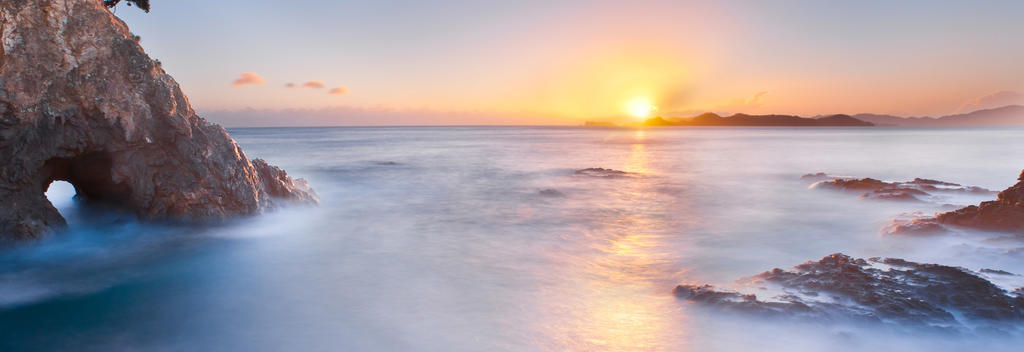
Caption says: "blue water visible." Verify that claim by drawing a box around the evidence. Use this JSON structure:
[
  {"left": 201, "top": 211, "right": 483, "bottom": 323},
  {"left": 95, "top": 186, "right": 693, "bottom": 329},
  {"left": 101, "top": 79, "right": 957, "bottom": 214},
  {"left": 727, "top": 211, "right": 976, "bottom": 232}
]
[{"left": 3, "top": 126, "right": 1024, "bottom": 351}]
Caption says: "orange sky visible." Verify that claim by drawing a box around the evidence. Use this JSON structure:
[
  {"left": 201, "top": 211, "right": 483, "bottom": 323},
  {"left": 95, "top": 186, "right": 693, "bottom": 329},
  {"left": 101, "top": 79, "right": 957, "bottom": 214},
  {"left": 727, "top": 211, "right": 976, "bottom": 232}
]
[{"left": 116, "top": 0, "right": 1024, "bottom": 125}]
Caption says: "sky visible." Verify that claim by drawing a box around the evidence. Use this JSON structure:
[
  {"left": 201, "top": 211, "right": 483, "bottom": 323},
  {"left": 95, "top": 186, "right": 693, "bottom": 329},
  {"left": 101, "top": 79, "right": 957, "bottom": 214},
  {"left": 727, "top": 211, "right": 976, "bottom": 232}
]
[{"left": 113, "top": 0, "right": 1024, "bottom": 126}]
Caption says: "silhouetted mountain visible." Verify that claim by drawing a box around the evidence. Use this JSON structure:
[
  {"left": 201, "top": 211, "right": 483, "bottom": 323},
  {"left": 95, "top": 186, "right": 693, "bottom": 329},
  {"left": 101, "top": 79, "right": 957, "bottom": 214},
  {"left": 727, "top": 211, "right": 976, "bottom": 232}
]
[
  {"left": 644, "top": 113, "right": 872, "bottom": 127},
  {"left": 854, "top": 105, "right": 1024, "bottom": 126}
]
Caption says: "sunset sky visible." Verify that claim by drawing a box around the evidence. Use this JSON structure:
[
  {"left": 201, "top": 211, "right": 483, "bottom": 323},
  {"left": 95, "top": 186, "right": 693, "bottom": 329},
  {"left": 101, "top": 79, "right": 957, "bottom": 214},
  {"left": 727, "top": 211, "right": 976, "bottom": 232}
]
[{"left": 115, "top": 0, "right": 1024, "bottom": 126}]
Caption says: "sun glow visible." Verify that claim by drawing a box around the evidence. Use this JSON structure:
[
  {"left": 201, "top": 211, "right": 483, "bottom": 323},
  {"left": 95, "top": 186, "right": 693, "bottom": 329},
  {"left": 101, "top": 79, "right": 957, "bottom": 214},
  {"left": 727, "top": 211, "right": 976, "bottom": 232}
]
[{"left": 626, "top": 98, "right": 656, "bottom": 119}]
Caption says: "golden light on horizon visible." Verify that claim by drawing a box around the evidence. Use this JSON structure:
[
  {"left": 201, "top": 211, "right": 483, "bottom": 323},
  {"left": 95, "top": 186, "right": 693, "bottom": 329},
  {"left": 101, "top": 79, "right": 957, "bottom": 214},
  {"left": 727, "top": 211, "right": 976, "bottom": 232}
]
[{"left": 626, "top": 97, "right": 657, "bottom": 119}]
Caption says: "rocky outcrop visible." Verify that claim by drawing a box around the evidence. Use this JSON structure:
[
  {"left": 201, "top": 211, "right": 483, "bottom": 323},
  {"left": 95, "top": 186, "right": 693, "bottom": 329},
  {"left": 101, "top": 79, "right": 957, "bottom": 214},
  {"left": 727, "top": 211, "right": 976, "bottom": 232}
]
[
  {"left": 933, "top": 170, "right": 1024, "bottom": 231},
  {"left": 806, "top": 173, "right": 994, "bottom": 202},
  {"left": 674, "top": 253, "right": 1024, "bottom": 330},
  {"left": 889, "top": 170, "right": 1024, "bottom": 234},
  {"left": 0, "top": 0, "right": 316, "bottom": 240}
]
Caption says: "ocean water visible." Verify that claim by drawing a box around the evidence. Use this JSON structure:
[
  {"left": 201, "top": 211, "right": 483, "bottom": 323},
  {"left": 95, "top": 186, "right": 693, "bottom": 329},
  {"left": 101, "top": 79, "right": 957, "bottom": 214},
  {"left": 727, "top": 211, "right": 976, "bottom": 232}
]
[{"left": 3, "top": 126, "right": 1024, "bottom": 351}]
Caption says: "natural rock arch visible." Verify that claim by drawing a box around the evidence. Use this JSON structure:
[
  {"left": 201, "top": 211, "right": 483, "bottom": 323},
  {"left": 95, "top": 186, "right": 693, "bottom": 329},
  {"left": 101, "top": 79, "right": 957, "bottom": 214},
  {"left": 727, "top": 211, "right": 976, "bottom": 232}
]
[
  {"left": 1, "top": 0, "right": 316, "bottom": 241},
  {"left": 42, "top": 152, "right": 131, "bottom": 207}
]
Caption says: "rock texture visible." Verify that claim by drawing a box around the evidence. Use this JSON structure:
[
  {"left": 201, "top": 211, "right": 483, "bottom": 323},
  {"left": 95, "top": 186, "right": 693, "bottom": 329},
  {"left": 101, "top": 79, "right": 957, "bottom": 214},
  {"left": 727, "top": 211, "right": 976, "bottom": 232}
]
[
  {"left": 933, "top": 170, "right": 1024, "bottom": 231},
  {"left": 806, "top": 173, "right": 994, "bottom": 202},
  {"left": 0, "top": 0, "right": 316, "bottom": 240},
  {"left": 890, "top": 170, "right": 1024, "bottom": 234},
  {"left": 674, "top": 253, "right": 1024, "bottom": 330}
]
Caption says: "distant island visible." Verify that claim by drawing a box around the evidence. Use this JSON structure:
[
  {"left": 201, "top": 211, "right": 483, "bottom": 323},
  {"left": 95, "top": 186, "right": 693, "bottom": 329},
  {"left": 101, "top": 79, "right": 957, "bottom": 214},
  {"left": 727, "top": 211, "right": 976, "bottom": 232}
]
[
  {"left": 584, "top": 104, "right": 1024, "bottom": 127},
  {"left": 641, "top": 113, "right": 872, "bottom": 127},
  {"left": 852, "top": 105, "right": 1024, "bottom": 126}
]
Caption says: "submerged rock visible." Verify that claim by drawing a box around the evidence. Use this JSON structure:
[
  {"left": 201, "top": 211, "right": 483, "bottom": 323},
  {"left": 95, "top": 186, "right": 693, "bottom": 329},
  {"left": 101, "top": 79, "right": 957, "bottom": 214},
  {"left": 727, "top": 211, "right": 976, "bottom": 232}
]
[
  {"left": 537, "top": 188, "right": 564, "bottom": 197},
  {"left": 573, "top": 168, "right": 632, "bottom": 178},
  {"left": 0, "top": 0, "right": 316, "bottom": 240},
  {"left": 674, "top": 253, "right": 1024, "bottom": 330},
  {"left": 799, "top": 172, "right": 830, "bottom": 181},
  {"left": 808, "top": 173, "right": 994, "bottom": 203}
]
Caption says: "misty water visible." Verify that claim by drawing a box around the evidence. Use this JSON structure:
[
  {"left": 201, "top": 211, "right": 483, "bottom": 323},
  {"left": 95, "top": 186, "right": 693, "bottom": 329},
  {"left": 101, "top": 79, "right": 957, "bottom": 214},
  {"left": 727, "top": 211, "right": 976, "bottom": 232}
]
[{"left": 3, "top": 126, "right": 1024, "bottom": 351}]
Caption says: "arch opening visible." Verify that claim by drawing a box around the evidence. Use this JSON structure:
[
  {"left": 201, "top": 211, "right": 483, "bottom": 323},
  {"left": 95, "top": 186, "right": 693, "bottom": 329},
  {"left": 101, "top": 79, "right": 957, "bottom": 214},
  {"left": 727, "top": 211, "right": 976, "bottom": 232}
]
[
  {"left": 41, "top": 152, "right": 134, "bottom": 211},
  {"left": 45, "top": 180, "right": 77, "bottom": 212}
]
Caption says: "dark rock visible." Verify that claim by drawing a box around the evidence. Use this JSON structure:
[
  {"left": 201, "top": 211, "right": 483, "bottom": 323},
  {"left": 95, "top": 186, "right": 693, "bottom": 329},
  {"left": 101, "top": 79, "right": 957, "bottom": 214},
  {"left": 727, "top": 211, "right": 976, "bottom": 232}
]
[
  {"left": 858, "top": 187, "right": 928, "bottom": 202},
  {"left": 932, "top": 171, "right": 1024, "bottom": 231},
  {"left": 908, "top": 178, "right": 960, "bottom": 186},
  {"left": 980, "top": 268, "right": 1016, "bottom": 276},
  {"left": 573, "top": 168, "right": 631, "bottom": 178},
  {"left": 890, "top": 169, "right": 1024, "bottom": 234},
  {"left": 816, "top": 177, "right": 890, "bottom": 191},
  {"left": 800, "top": 172, "right": 829, "bottom": 180},
  {"left": 537, "top": 189, "right": 564, "bottom": 197},
  {"left": 809, "top": 174, "right": 995, "bottom": 204},
  {"left": 675, "top": 253, "right": 1024, "bottom": 329},
  {"left": 0, "top": 0, "right": 316, "bottom": 241}
]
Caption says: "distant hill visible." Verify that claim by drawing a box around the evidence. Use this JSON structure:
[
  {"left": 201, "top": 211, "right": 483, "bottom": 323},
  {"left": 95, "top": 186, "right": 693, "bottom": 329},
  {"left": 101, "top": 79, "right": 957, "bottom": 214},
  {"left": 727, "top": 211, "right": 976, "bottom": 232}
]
[
  {"left": 643, "top": 113, "right": 873, "bottom": 127},
  {"left": 854, "top": 105, "right": 1024, "bottom": 126}
]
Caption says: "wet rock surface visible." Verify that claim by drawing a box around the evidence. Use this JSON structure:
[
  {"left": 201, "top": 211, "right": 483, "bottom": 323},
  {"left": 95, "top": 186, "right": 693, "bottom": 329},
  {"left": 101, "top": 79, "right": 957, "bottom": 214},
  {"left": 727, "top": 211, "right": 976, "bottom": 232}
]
[
  {"left": 890, "top": 170, "right": 1024, "bottom": 234},
  {"left": 807, "top": 173, "right": 994, "bottom": 203},
  {"left": 0, "top": 0, "right": 316, "bottom": 240},
  {"left": 933, "top": 170, "right": 1024, "bottom": 231},
  {"left": 674, "top": 253, "right": 1024, "bottom": 330}
]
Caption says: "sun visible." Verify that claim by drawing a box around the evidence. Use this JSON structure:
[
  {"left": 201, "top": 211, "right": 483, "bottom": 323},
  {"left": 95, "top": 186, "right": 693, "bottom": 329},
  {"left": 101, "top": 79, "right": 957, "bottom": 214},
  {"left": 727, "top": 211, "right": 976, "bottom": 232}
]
[{"left": 625, "top": 97, "right": 656, "bottom": 119}]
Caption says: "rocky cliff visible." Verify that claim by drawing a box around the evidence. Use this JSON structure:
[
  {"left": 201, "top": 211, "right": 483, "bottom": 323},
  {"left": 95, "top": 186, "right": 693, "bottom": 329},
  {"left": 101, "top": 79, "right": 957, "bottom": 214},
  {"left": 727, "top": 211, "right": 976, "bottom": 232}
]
[{"left": 0, "top": 0, "right": 317, "bottom": 240}]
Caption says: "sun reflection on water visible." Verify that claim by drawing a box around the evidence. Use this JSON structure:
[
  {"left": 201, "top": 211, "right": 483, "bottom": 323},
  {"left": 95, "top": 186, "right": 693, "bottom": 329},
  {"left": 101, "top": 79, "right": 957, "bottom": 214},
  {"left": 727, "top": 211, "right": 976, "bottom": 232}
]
[{"left": 544, "top": 129, "right": 693, "bottom": 351}]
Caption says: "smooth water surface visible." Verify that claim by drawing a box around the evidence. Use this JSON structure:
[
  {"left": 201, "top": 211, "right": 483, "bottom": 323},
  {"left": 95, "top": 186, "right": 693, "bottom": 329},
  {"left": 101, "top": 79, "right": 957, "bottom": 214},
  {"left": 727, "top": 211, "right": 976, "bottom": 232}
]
[{"left": 4, "top": 126, "right": 1024, "bottom": 351}]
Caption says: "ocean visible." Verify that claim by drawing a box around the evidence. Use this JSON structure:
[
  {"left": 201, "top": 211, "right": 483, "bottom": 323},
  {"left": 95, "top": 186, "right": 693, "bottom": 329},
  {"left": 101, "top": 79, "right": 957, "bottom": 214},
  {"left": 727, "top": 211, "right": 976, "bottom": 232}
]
[{"left": 3, "top": 126, "right": 1024, "bottom": 351}]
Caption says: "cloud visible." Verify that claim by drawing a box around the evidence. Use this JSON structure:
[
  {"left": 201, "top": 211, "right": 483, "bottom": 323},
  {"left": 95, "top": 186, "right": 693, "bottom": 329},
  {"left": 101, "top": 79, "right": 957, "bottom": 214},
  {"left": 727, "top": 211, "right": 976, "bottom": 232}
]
[
  {"left": 231, "top": 72, "right": 265, "bottom": 87},
  {"left": 956, "top": 91, "right": 1024, "bottom": 113},
  {"left": 284, "top": 83, "right": 295, "bottom": 88},
  {"left": 328, "top": 86, "right": 349, "bottom": 95},
  {"left": 716, "top": 91, "right": 768, "bottom": 112},
  {"left": 301, "top": 80, "right": 325, "bottom": 89}
]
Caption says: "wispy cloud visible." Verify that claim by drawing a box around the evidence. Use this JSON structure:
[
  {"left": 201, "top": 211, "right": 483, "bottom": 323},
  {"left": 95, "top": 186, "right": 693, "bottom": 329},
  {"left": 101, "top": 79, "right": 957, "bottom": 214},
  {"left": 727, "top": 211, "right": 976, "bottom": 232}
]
[
  {"left": 328, "top": 86, "right": 349, "bottom": 95},
  {"left": 956, "top": 91, "right": 1024, "bottom": 113},
  {"left": 717, "top": 91, "right": 768, "bottom": 111},
  {"left": 301, "top": 80, "right": 325, "bottom": 89},
  {"left": 284, "top": 83, "right": 295, "bottom": 88},
  {"left": 231, "top": 72, "right": 266, "bottom": 87}
]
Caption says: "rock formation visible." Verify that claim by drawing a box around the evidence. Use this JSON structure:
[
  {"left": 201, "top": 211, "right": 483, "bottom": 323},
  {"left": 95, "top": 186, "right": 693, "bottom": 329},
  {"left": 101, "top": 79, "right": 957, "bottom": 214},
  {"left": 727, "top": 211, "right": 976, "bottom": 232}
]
[
  {"left": 0, "top": 0, "right": 316, "bottom": 241},
  {"left": 674, "top": 253, "right": 1024, "bottom": 330},
  {"left": 805, "top": 173, "right": 994, "bottom": 202},
  {"left": 933, "top": 170, "right": 1024, "bottom": 230},
  {"left": 887, "top": 170, "right": 1024, "bottom": 234}
]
